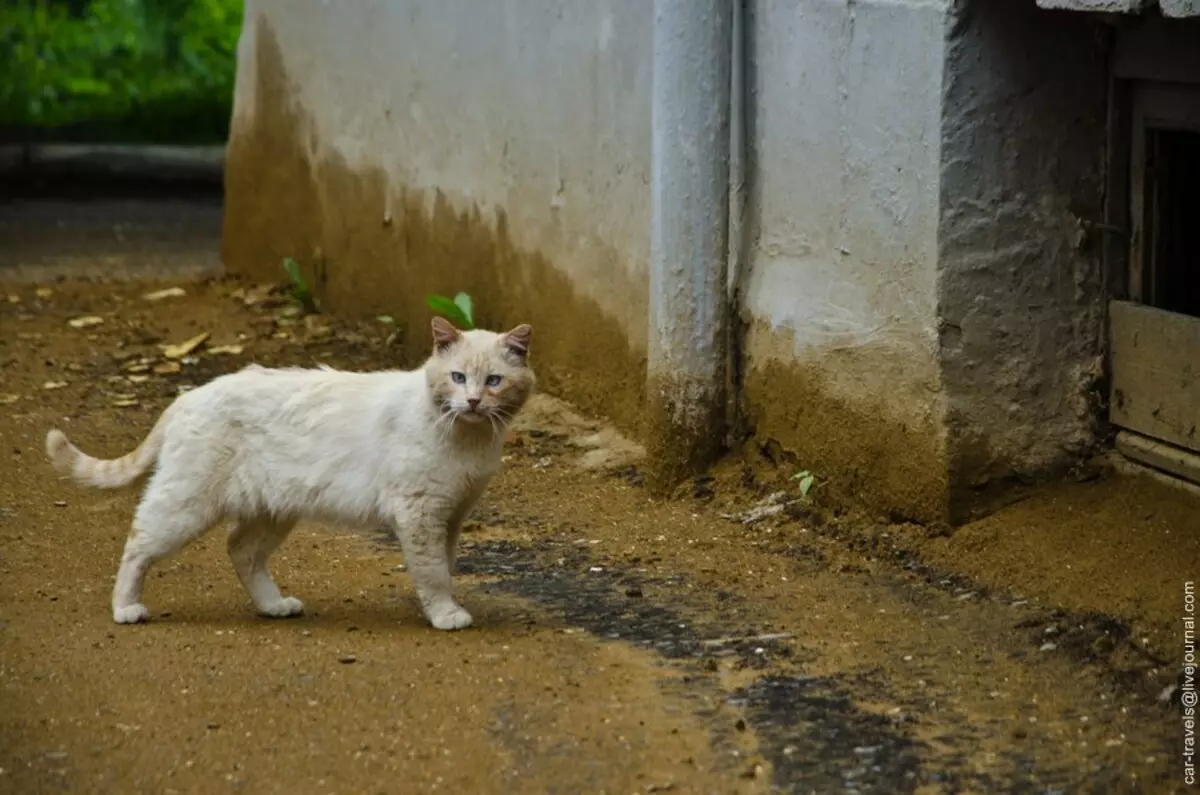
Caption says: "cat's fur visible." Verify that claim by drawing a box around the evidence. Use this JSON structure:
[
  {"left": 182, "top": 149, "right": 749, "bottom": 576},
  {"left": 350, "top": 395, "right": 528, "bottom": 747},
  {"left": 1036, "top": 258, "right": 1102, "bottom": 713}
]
[{"left": 45, "top": 317, "right": 534, "bottom": 630}]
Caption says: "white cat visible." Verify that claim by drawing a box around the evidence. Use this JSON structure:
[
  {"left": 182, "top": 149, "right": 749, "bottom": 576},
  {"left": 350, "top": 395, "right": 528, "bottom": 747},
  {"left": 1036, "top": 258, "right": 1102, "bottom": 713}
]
[{"left": 45, "top": 317, "right": 534, "bottom": 631}]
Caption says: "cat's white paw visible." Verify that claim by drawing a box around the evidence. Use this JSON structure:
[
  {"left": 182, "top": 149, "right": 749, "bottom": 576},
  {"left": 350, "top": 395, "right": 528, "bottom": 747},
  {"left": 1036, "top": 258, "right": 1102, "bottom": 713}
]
[
  {"left": 428, "top": 604, "right": 473, "bottom": 631},
  {"left": 259, "top": 596, "right": 305, "bottom": 618},
  {"left": 113, "top": 603, "right": 151, "bottom": 624}
]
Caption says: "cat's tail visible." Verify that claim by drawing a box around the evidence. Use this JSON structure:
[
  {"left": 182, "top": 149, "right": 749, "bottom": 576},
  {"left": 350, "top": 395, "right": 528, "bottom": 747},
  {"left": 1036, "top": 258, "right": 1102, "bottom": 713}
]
[{"left": 45, "top": 413, "right": 170, "bottom": 489}]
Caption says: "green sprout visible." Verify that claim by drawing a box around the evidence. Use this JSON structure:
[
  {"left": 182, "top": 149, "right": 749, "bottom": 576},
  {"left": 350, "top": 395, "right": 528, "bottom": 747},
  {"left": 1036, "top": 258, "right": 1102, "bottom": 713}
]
[
  {"left": 425, "top": 292, "right": 475, "bottom": 329},
  {"left": 791, "top": 469, "right": 817, "bottom": 497},
  {"left": 282, "top": 257, "right": 318, "bottom": 314}
]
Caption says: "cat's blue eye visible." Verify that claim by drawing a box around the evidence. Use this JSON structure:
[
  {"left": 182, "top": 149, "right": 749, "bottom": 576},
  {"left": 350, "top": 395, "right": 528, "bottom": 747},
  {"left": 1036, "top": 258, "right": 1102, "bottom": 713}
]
[
  {"left": 451, "top": 371, "right": 467, "bottom": 385},
  {"left": 485, "top": 374, "right": 502, "bottom": 387}
]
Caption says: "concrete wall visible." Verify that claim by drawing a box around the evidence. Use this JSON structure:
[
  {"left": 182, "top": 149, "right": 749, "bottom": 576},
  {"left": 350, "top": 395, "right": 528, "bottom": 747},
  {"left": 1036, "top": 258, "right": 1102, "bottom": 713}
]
[
  {"left": 735, "top": 0, "right": 1111, "bottom": 523},
  {"left": 938, "top": 0, "right": 1109, "bottom": 518},
  {"left": 224, "top": 0, "right": 653, "bottom": 429},
  {"left": 1036, "top": 0, "right": 1200, "bottom": 17},
  {"left": 738, "top": 0, "right": 950, "bottom": 522},
  {"left": 223, "top": 0, "right": 1115, "bottom": 525}
]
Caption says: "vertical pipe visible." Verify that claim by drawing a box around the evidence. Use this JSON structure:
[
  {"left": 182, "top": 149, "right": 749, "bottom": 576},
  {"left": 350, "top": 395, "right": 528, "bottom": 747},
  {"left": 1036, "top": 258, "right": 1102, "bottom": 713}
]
[
  {"left": 726, "top": 0, "right": 751, "bottom": 445},
  {"left": 647, "top": 0, "right": 734, "bottom": 491}
]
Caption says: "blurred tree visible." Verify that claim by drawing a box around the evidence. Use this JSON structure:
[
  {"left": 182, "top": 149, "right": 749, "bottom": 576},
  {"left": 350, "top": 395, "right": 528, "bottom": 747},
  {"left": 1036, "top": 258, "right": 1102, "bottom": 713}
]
[{"left": 0, "top": 0, "right": 243, "bottom": 144}]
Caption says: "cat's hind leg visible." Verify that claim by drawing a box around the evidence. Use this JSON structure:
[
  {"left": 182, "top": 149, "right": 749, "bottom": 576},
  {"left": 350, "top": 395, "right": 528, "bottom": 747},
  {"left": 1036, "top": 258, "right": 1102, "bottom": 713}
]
[
  {"left": 393, "top": 503, "right": 472, "bottom": 631},
  {"left": 227, "top": 517, "right": 303, "bottom": 618},
  {"left": 113, "top": 482, "right": 217, "bottom": 624}
]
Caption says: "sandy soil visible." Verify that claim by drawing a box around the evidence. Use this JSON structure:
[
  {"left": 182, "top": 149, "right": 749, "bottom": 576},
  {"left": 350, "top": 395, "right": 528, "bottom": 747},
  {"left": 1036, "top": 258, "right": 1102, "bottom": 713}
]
[{"left": 0, "top": 200, "right": 1192, "bottom": 794}]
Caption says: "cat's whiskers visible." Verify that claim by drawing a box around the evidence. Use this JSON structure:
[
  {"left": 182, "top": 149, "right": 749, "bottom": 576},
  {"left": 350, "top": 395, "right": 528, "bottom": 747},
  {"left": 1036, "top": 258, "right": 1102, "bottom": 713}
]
[
  {"left": 485, "top": 412, "right": 503, "bottom": 439},
  {"left": 489, "top": 408, "right": 516, "bottom": 430},
  {"left": 431, "top": 406, "right": 458, "bottom": 445}
]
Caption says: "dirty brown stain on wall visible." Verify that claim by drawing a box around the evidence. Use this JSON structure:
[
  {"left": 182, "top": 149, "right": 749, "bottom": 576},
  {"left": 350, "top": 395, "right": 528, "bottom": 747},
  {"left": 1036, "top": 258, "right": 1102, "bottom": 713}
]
[
  {"left": 740, "top": 323, "right": 949, "bottom": 525},
  {"left": 223, "top": 18, "right": 647, "bottom": 433},
  {"left": 224, "top": 18, "right": 951, "bottom": 519}
]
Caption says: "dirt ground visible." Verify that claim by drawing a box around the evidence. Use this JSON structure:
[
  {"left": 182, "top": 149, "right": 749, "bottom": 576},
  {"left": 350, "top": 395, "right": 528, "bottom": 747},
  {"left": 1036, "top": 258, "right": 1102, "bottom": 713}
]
[{"left": 0, "top": 199, "right": 1194, "bottom": 794}]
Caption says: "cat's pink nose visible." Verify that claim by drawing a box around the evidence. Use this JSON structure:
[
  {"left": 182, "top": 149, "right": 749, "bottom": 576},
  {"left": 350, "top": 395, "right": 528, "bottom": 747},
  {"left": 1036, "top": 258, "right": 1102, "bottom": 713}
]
[{"left": 467, "top": 398, "right": 481, "bottom": 410}]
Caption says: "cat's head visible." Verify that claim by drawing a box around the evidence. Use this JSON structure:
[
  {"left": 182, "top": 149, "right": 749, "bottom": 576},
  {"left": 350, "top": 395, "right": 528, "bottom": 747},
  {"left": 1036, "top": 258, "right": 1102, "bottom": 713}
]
[{"left": 425, "top": 316, "right": 536, "bottom": 430}]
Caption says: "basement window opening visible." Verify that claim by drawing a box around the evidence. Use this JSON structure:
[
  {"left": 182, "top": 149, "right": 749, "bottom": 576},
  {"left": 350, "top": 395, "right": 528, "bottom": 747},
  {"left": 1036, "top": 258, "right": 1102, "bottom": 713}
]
[{"left": 1137, "top": 124, "right": 1200, "bottom": 318}]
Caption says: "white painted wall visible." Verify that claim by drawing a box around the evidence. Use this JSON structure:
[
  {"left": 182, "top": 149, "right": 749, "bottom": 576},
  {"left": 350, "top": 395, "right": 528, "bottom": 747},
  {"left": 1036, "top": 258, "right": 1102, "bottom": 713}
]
[
  {"left": 234, "top": 0, "right": 654, "bottom": 345},
  {"left": 228, "top": 0, "right": 1038, "bottom": 521},
  {"left": 741, "top": 0, "right": 948, "bottom": 419}
]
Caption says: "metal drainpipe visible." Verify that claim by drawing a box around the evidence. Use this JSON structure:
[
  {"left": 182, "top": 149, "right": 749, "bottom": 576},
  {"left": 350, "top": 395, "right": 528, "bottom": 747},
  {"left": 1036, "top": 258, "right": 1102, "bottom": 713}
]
[
  {"left": 646, "top": 0, "right": 734, "bottom": 491},
  {"left": 727, "top": 0, "right": 750, "bottom": 446}
]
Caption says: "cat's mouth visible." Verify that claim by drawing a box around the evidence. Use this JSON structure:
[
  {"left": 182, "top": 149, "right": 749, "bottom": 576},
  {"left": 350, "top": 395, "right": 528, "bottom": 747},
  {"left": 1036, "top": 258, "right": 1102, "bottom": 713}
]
[{"left": 456, "top": 410, "right": 487, "bottom": 424}]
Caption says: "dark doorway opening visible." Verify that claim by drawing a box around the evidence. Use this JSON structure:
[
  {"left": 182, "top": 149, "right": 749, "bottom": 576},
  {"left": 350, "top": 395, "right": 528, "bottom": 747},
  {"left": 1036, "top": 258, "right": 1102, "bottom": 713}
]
[{"left": 1141, "top": 127, "right": 1200, "bottom": 317}]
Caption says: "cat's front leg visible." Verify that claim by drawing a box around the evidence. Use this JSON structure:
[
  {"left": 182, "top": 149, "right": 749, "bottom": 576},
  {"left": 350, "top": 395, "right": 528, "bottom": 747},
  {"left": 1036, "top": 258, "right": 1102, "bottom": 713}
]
[
  {"left": 392, "top": 505, "right": 473, "bottom": 631},
  {"left": 445, "top": 521, "right": 462, "bottom": 576}
]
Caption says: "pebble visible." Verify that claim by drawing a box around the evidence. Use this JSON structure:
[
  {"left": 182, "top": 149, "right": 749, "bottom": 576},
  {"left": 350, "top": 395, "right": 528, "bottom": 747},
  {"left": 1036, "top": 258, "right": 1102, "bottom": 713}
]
[{"left": 143, "top": 287, "right": 186, "bottom": 302}]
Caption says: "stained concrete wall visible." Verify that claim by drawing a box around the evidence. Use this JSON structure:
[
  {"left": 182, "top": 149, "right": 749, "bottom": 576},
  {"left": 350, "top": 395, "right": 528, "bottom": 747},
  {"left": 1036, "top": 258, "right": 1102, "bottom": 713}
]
[
  {"left": 738, "top": 0, "right": 950, "bottom": 523},
  {"left": 1036, "top": 0, "right": 1200, "bottom": 17},
  {"left": 938, "top": 0, "right": 1109, "bottom": 518},
  {"left": 1036, "top": 0, "right": 1148, "bottom": 12},
  {"left": 223, "top": 0, "right": 1115, "bottom": 525},
  {"left": 223, "top": 0, "right": 653, "bottom": 429},
  {"left": 737, "top": 0, "right": 1111, "bottom": 524}
]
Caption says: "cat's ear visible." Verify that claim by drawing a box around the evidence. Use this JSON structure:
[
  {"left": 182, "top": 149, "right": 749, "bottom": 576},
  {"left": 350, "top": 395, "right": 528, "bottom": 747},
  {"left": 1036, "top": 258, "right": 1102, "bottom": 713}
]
[
  {"left": 431, "top": 316, "right": 462, "bottom": 352},
  {"left": 501, "top": 324, "right": 532, "bottom": 362}
]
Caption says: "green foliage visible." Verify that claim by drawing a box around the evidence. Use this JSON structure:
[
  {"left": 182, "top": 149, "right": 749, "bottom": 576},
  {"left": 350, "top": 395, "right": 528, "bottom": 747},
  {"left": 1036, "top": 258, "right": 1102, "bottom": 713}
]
[
  {"left": 425, "top": 292, "right": 475, "bottom": 330},
  {"left": 282, "top": 258, "right": 317, "bottom": 314},
  {"left": 1, "top": 0, "right": 243, "bottom": 143},
  {"left": 791, "top": 469, "right": 817, "bottom": 498}
]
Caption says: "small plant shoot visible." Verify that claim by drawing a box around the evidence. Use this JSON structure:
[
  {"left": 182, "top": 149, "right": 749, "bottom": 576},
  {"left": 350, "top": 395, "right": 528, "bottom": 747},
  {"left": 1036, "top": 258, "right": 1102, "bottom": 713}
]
[
  {"left": 792, "top": 469, "right": 816, "bottom": 497},
  {"left": 425, "top": 292, "right": 475, "bottom": 330},
  {"left": 282, "top": 257, "right": 318, "bottom": 314}
]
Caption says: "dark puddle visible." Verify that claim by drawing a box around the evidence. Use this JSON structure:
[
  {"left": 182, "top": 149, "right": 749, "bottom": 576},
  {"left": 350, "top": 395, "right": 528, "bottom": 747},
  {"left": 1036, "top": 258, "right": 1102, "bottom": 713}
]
[
  {"left": 440, "top": 532, "right": 1160, "bottom": 794},
  {"left": 453, "top": 535, "right": 926, "bottom": 793},
  {"left": 728, "top": 675, "right": 922, "bottom": 792},
  {"left": 776, "top": 516, "right": 1171, "bottom": 703}
]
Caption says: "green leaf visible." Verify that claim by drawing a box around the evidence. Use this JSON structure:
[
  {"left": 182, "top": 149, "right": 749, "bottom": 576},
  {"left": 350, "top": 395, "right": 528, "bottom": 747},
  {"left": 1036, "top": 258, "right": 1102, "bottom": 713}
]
[
  {"left": 798, "top": 474, "right": 815, "bottom": 497},
  {"left": 425, "top": 295, "right": 472, "bottom": 330},
  {"left": 453, "top": 292, "right": 474, "bottom": 327},
  {"left": 65, "top": 77, "right": 112, "bottom": 97},
  {"left": 791, "top": 469, "right": 817, "bottom": 497},
  {"left": 282, "top": 257, "right": 307, "bottom": 291},
  {"left": 281, "top": 257, "right": 317, "bottom": 313}
]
